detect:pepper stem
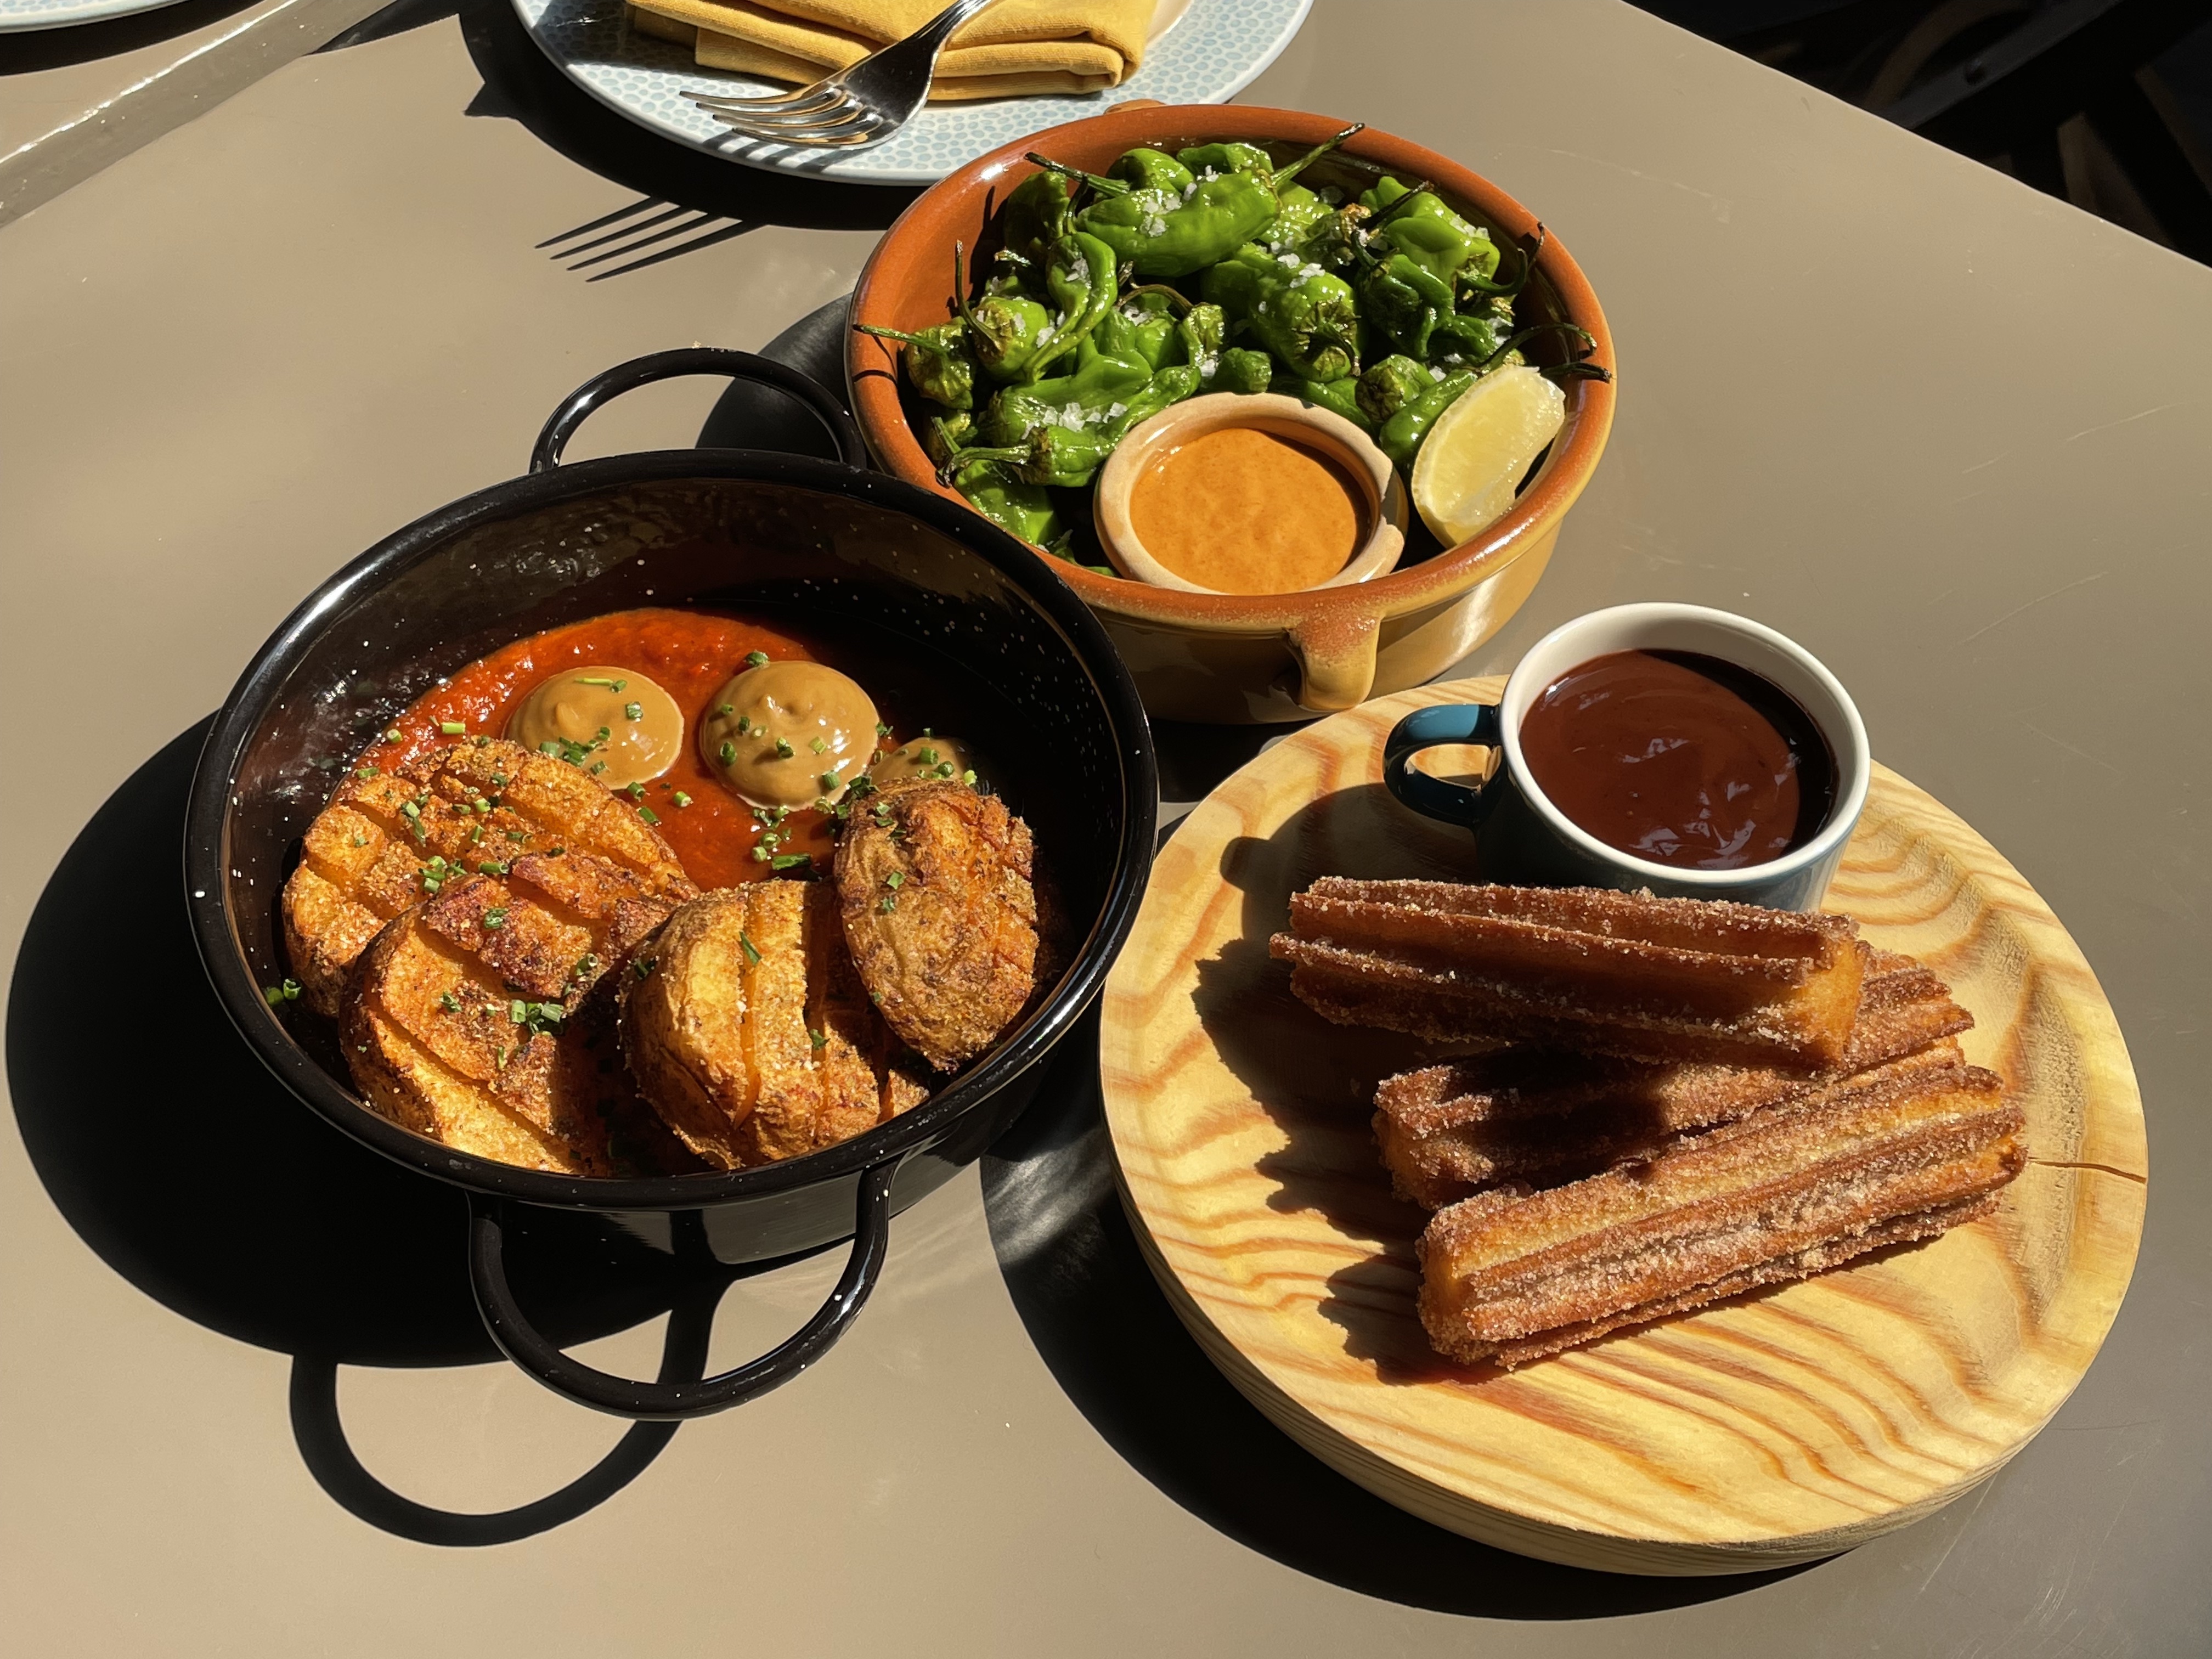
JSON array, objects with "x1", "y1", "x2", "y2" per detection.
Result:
[
  {"x1": 1462, "y1": 224, "x2": 1547, "y2": 298},
  {"x1": 1124, "y1": 283, "x2": 1194, "y2": 314},
  {"x1": 1024, "y1": 153, "x2": 1128, "y2": 196},
  {"x1": 951, "y1": 242, "x2": 980, "y2": 332},
  {"x1": 1475, "y1": 321, "x2": 1602, "y2": 377},
  {"x1": 1272, "y1": 123, "x2": 1366, "y2": 188},
  {"x1": 854, "y1": 323, "x2": 925, "y2": 346}
]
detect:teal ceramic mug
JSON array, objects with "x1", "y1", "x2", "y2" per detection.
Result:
[{"x1": 1385, "y1": 603, "x2": 1871, "y2": 912}]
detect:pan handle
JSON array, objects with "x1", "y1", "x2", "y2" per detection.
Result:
[
  {"x1": 529, "y1": 347, "x2": 866, "y2": 472},
  {"x1": 467, "y1": 1158, "x2": 900, "y2": 1421}
]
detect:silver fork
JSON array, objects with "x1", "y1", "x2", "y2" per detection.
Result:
[{"x1": 683, "y1": 0, "x2": 1005, "y2": 150}]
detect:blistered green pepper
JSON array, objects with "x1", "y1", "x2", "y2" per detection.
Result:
[
  {"x1": 1268, "y1": 183, "x2": 1333, "y2": 251},
  {"x1": 1177, "y1": 301, "x2": 1226, "y2": 370},
  {"x1": 960, "y1": 422, "x2": 1116, "y2": 489},
  {"x1": 1035, "y1": 125, "x2": 1361, "y2": 280},
  {"x1": 924, "y1": 411, "x2": 975, "y2": 467},
  {"x1": 1214, "y1": 347, "x2": 1274, "y2": 394},
  {"x1": 1101, "y1": 362, "x2": 1201, "y2": 443},
  {"x1": 1429, "y1": 310, "x2": 1506, "y2": 364},
  {"x1": 1377, "y1": 369, "x2": 1476, "y2": 468},
  {"x1": 1111, "y1": 147, "x2": 1194, "y2": 195},
  {"x1": 1356, "y1": 355, "x2": 1436, "y2": 424},
  {"x1": 1201, "y1": 244, "x2": 1361, "y2": 382},
  {"x1": 1177, "y1": 140, "x2": 1274, "y2": 177},
  {"x1": 853, "y1": 319, "x2": 977, "y2": 411},
  {"x1": 980, "y1": 335, "x2": 1152, "y2": 446},
  {"x1": 1001, "y1": 170, "x2": 1074, "y2": 270},
  {"x1": 1372, "y1": 186, "x2": 1500, "y2": 286},
  {"x1": 1269, "y1": 371, "x2": 1376, "y2": 432},
  {"x1": 1024, "y1": 228, "x2": 1120, "y2": 380},
  {"x1": 1095, "y1": 286, "x2": 1187, "y2": 371},
  {"x1": 953, "y1": 243, "x2": 1054, "y2": 383},
  {"x1": 945, "y1": 455, "x2": 1064, "y2": 545},
  {"x1": 1358, "y1": 176, "x2": 1414, "y2": 214}
]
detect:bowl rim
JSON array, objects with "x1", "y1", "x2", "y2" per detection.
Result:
[
  {"x1": 848, "y1": 102, "x2": 1616, "y2": 631},
  {"x1": 184, "y1": 449, "x2": 1158, "y2": 1212}
]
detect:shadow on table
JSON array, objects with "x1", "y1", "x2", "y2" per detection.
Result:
[
  {"x1": 0, "y1": 0, "x2": 259, "y2": 74},
  {"x1": 980, "y1": 1004, "x2": 1824, "y2": 1618},
  {"x1": 3, "y1": 722, "x2": 809, "y2": 1546},
  {"x1": 449, "y1": 0, "x2": 914, "y2": 276}
]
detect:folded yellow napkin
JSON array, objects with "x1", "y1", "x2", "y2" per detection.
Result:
[{"x1": 628, "y1": 0, "x2": 1157, "y2": 101}]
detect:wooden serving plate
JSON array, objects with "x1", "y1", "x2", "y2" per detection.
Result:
[{"x1": 1099, "y1": 678, "x2": 2147, "y2": 1576}]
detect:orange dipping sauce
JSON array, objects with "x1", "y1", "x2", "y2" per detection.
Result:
[{"x1": 1128, "y1": 426, "x2": 1366, "y2": 594}]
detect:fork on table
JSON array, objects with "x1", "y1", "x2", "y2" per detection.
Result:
[{"x1": 683, "y1": 0, "x2": 1006, "y2": 151}]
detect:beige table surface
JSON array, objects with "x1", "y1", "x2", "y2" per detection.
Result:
[{"x1": 2, "y1": 2, "x2": 2205, "y2": 1654}]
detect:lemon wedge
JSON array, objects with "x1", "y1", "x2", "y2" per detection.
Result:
[{"x1": 1409, "y1": 365, "x2": 1566, "y2": 548}]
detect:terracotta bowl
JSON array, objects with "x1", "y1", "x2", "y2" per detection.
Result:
[{"x1": 848, "y1": 104, "x2": 1616, "y2": 724}]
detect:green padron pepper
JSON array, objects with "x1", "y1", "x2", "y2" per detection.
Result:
[
  {"x1": 1268, "y1": 371, "x2": 1376, "y2": 432},
  {"x1": 1101, "y1": 362, "x2": 1201, "y2": 443},
  {"x1": 1094, "y1": 286, "x2": 1187, "y2": 372},
  {"x1": 1214, "y1": 347, "x2": 1274, "y2": 395},
  {"x1": 1201, "y1": 244, "x2": 1361, "y2": 382},
  {"x1": 1296, "y1": 202, "x2": 1370, "y2": 275},
  {"x1": 980, "y1": 335, "x2": 1152, "y2": 446},
  {"x1": 945, "y1": 455, "x2": 1064, "y2": 545},
  {"x1": 1377, "y1": 369, "x2": 1476, "y2": 469},
  {"x1": 1372, "y1": 185, "x2": 1501, "y2": 286},
  {"x1": 924, "y1": 411, "x2": 975, "y2": 467},
  {"x1": 1267, "y1": 183, "x2": 1334, "y2": 251},
  {"x1": 1023, "y1": 229, "x2": 1120, "y2": 381},
  {"x1": 1355, "y1": 355, "x2": 1436, "y2": 424},
  {"x1": 1036, "y1": 125, "x2": 1361, "y2": 280},
  {"x1": 961, "y1": 422, "x2": 1117, "y2": 489},
  {"x1": 1110, "y1": 147, "x2": 1194, "y2": 195},
  {"x1": 953, "y1": 244, "x2": 1054, "y2": 383},
  {"x1": 1176, "y1": 140, "x2": 1274, "y2": 177},
  {"x1": 853, "y1": 320, "x2": 977, "y2": 411},
  {"x1": 1359, "y1": 251, "x2": 1460, "y2": 359},
  {"x1": 1177, "y1": 301, "x2": 1226, "y2": 371},
  {"x1": 1428, "y1": 309, "x2": 1506, "y2": 364},
  {"x1": 1000, "y1": 170, "x2": 1074, "y2": 270},
  {"x1": 1358, "y1": 175, "x2": 1414, "y2": 214}
]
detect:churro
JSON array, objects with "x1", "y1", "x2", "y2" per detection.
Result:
[
  {"x1": 1416, "y1": 1060, "x2": 2024, "y2": 1368},
  {"x1": 1272, "y1": 878, "x2": 1867, "y2": 1069},
  {"x1": 1376, "y1": 951, "x2": 1973, "y2": 1205}
]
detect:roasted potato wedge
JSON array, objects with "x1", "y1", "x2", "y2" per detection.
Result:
[
  {"x1": 284, "y1": 737, "x2": 692, "y2": 1015},
  {"x1": 620, "y1": 883, "x2": 930, "y2": 1170},
  {"x1": 834, "y1": 781, "x2": 1037, "y2": 1072},
  {"x1": 341, "y1": 848, "x2": 687, "y2": 1175}
]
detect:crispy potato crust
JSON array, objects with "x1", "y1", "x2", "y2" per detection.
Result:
[
  {"x1": 834, "y1": 781, "x2": 1037, "y2": 1072},
  {"x1": 283, "y1": 738, "x2": 692, "y2": 1016},
  {"x1": 620, "y1": 883, "x2": 934, "y2": 1169}
]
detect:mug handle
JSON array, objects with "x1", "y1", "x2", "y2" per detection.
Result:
[
  {"x1": 467, "y1": 1156, "x2": 900, "y2": 1422},
  {"x1": 1384, "y1": 703, "x2": 1506, "y2": 828},
  {"x1": 530, "y1": 347, "x2": 867, "y2": 472}
]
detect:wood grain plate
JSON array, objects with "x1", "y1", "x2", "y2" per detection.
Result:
[{"x1": 1100, "y1": 677, "x2": 2147, "y2": 1575}]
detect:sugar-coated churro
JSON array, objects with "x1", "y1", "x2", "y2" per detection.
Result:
[
  {"x1": 1271, "y1": 878, "x2": 1866, "y2": 1069},
  {"x1": 1376, "y1": 951, "x2": 1973, "y2": 1205},
  {"x1": 1415, "y1": 1061, "x2": 2024, "y2": 1368}
]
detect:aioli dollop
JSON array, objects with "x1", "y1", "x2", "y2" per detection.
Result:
[
  {"x1": 870, "y1": 733, "x2": 981, "y2": 789},
  {"x1": 699, "y1": 659, "x2": 881, "y2": 809},
  {"x1": 507, "y1": 665, "x2": 683, "y2": 787}
]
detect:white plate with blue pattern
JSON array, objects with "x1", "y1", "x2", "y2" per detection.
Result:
[
  {"x1": 509, "y1": 0, "x2": 1313, "y2": 185},
  {"x1": 0, "y1": 0, "x2": 186, "y2": 31}
]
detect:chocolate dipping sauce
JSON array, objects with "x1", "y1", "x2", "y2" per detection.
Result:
[{"x1": 1519, "y1": 650, "x2": 1836, "y2": 871}]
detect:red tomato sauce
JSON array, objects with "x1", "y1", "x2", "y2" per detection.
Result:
[{"x1": 382, "y1": 607, "x2": 900, "y2": 890}]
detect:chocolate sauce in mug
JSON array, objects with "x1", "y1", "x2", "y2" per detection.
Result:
[{"x1": 1519, "y1": 650, "x2": 1836, "y2": 871}]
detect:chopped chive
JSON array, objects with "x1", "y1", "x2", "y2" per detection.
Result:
[
  {"x1": 638, "y1": 806, "x2": 661, "y2": 826},
  {"x1": 623, "y1": 702, "x2": 644, "y2": 721},
  {"x1": 751, "y1": 845, "x2": 772, "y2": 862},
  {"x1": 440, "y1": 721, "x2": 466, "y2": 736},
  {"x1": 810, "y1": 737, "x2": 828, "y2": 754},
  {"x1": 922, "y1": 727, "x2": 933, "y2": 738},
  {"x1": 808, "y1": 1028, "x2": 827, "y2": 1050},
  {"x1": 717, "y1": 703, "x2": 735, "y2": 716},
  {"x1": 490, "y1": 773, "x2": 509, "y2": 788},
  {"x1": 963, "y1": 769, "x2": 978, "y2": 786},
  {"x1": 744, "y1": 651, "x2": 769, "y2": 669},
  {"x1": 739, "y1": 932, "x2": 761, "y2": 966},
  {"x1": 482, "y1": 907, "x2": 508, "y2": 929},
  {"x1": 472, "y1": 798, "x2": 490, "y2": 814},
  {"x1": 878, "y1": 895, "x2": 898, "y2": 914},
  {"x1": 349, "y1": 833, "x2": 368, "y2": 849},
  {"x1": 477, "y1": 860, "x2": 508, "y2": 876},
  {"x1": 936, "y1": 763, "x2": 955, "y2": 778},
  {"x1": 772, "y1": 853, "x2": 812, "y2": 871},
  {"x1": 472, "y1": 734, "x2": 492, "y2": 748},
  {"x1": 876, "y1": 722, "x2": 891, "y2": 737},
  {"x1": 548, "y1": 846, "x2": 563, "y2": 857},
  {"x1": 439, "y1": 991, "x2": 461, "y2": 1014},
  {"x1": 818, "y1": 771, "x2": 842, "y2": 793},
  {"x1": 775, "y1": 739, "x2": 794, "y2": 759},
  {"x1": 884, "y1": 870, "x2": 905, "y2": 889},
  {"x1": 385, "y1": 728, "x2": 402, "y2": 743},
  {"x1": 356, "y1": 764, "x2": 379, "y2": 778},
  {"x1": 589, "y1": 760, "x2": 607, "y2": 775},
  {"x1": 470, "y1": 823, "x2": 484, "y2": 845},
  {"x1": 736, "y1": 714, "x2": 752, "y2": 735},
  {"x1": 399, "y1": 801, "x2": 420, "y2": 820},
  {"x1": 633, "y1": 956, "x2": 657, "y2": 981},
  {"x1": 673, "y1": 791, "x2": 692, "y2": 808},
  {"x1": 574, "y1": 676, "x2": 628, "y2": 691},
  {"x1": 918, "y1": 748, "x2": 939, "y2": 766},
  {"x1": 263, "y1": 979, "x2": 301, "y2": 1007},
  {"x1": 719, "y1": 740, "x2": 737, "y2": 766},
  {"x1": 505, "y1": 829, "x2": 528, "y2": 842},
  {"x1": 626, "y1": 781, "x2": 645, "y2": 800}
]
